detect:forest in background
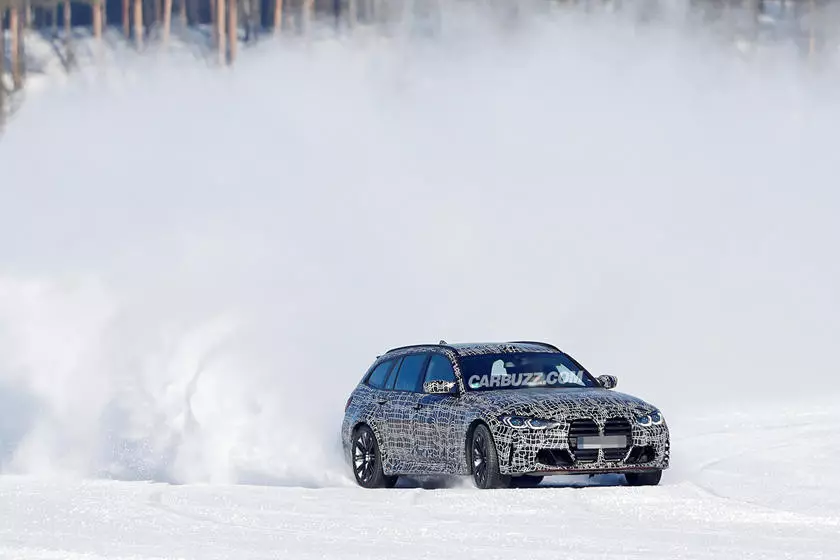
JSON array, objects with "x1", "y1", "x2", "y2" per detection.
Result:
[{"x1": 1, "y1": 0, "x2": 837, "y2": 130}]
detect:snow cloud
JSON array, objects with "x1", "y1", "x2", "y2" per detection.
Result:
[{"x1": 1, "y1": 4, "x2": 838, "y2": 484}]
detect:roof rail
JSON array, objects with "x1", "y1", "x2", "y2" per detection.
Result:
[
  {"x1": 507, "y1": 341, "x2": 561, "y2": 351},
  {"x1": 384, "y1": 343, "x2": 457, "y2": 355}
]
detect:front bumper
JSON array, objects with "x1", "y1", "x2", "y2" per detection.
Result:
[{"x1": 495, "y1": 421, "x2": 670, "y2": 475}]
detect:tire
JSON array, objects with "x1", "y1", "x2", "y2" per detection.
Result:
[
  {"x1": 625, "y1": 470, "x2": 662, "y2": 487},
  {"x1": 351, "y1": 425, "x2": 398, "y2": 489},
  {"x1": 470, "y1": 424, "x2": 511, "y2": 489},
  {"x1": 511, "y1": 475, "x2": 544, "y2": 488}
]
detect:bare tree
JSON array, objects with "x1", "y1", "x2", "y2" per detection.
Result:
[
  {"x1": 93, "y1": 0, "x2": 103, "y2": 39},
  {"x1": 163, "y1": 0, "x2": 172, "y2": 43},
  {"x1": 123, "y1": 0, "x2": 130, "y2": 37},
  {"x1": 244, "y1": 0, "x2": 258, "y2": 42},
  {"x1": 1, "y1": 9, "x2": 6, "y2": 99},
  {"x1": 216, "y1": 0, "x2": 225, "y2": 64},
  {"x1": 228, "y1": 0, "x2": 236, "y2": 62},
  {"x1": 134, "y1": 0, "x2": 143, "y2": 48},
  {"x1": 303, "y1": 0, "x2": 313, "y2": 32},
  {"x1": 346, "y1": 0, "x2": 357, "y2": 28},
  {"x1": 10, "y1": 4, "x2": 23, "y2": 90},
  {"x1": 63, "y1": 0, "x2": 70, "y2": 38},
  {"x1": 210, "y1": 0, "x2": 217, "y2": 45},
  {"x1": 273, "y1": 0, "x2": 282, "y2": 35}
]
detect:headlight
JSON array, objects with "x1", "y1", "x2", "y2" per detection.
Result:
[
  {"x1": 500, "y1": 416, "x2": 560, "y2": 430},
  {"x1": 636, "y1": 410, "x2": 664, "y2": 426}
]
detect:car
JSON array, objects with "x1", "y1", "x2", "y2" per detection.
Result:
[{"x1": 341, "y1": 341, "x2": 670, "y2": 489}]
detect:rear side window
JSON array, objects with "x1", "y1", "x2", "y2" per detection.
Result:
[
  {"x1": 385, "y1": 357, "x2": 404, "y2": 390},
  {"x1": 424, "y1": 354, "x2": 456, "y2": 384},
  {"x1": 366, "y1": 360, "x2": 395, "y2": 389},
  {"x1": 392, "y1": 354, "x2": 429, "y2": 392}
]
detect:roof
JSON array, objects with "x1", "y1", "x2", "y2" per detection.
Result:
[{"x1": 383, "y1": 341, "x2": 560, "y2": 357}]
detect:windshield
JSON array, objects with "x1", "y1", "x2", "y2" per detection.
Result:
[{"x1": 460, "y1": 352, "x2": 599, "y2": 391}]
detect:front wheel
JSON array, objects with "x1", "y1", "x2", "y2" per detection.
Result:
[
  {"x1": 470, "y1": 424, "x2": 510, "y2": 489},
  {"x1": 625, "y1": 470, "x2": 662, "y2": 486},
  {"x1": 352, "y1": 425, "x2": 398, "y2": 489}
]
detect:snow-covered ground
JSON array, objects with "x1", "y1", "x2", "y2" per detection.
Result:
[
  {"x1": 1, "y1": 401, "x2": 838, "y2": 559},
  {"x1": 2, "y1": 5, "x2": 840, "y2": 559}
]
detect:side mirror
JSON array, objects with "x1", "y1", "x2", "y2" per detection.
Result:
[
  {"x1": 423, "y1": 380, "x2": 457, "y2": 395},
  {"x1": 597, "y1": 375, "x2": 618, "y2": 390}
]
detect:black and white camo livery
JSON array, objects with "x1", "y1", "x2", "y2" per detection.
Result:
[{"x1": 342, "y1": 342, "x2": 670, "y2": 487}]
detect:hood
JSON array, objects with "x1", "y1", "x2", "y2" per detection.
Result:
[{"x1": 467, "y1": 387, "x2": 657, "y2": 419}]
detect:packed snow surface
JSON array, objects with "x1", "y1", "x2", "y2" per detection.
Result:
[
  {"x1": 1, "y1": 403, "x2": 839, "y2": 559},
  {"x1": 1, "y1": 4, "x2": 839, "y2": 558}
]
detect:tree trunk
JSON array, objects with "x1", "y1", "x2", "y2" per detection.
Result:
[
  {"x1": 134, "y1": 0, "x2": 144, "y2": 48},
  {"x1": 63, "y1": 1, "x2": 71, "y2": 38},
  {"x1": 163, "y1": 0, "x2": 172, "y2": 43},
  {"x1": 18, "y1": 4, "x2": 26, "y2": 81},
  {"x1": 10, "y1": 7, "x2": 23, "y2": 90},
  {"x1": 210, "y1": 0, "x2": 217, "y2": 45},
  {"x1": 155, "y1": 0, "x2": 162, "y2": 26},
  {"x1": 123, "y1": 0, "x2": 131, "y2": 37},
  {"x1": 0, "y1": 10, "x2": 6, "y2": 95},
  {"x1": 247, "y1": 0, "x2": 258, "y2": 42},
  {"x1": 346, "y1": 0, "x2": 356, "y2": 28},
  {"x1": 302, "y1": 0, "x2": 314, "y2": 33},
  {"x1": 179, "y1": 0, "x2": 187, "y2": 25},
  {"x1": 216, "y1": 0, "x2": 226, "y2": 64},
  {"x1": 273, "y1": 0, "x2": 282, "y2": 34},
  {"x1": 228, "y1": 0, "x2": 237, "y2": 63},
  {"x1": 0, "y1": 26, "x2": 5, "y2": 132},
  {"x1": 93, "y1": 0, "x2": 103, "y2": 39},
  {"x1": 52, "y1": 4, "x2": 59, "y2": 37}
]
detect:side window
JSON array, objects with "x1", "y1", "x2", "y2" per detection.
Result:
[
  {"x1": 366, "y1": 360, "x2": 395, "y2": 389},
  {"x1": 392, "y1": 353, "x2": 429, "y2": 392},
  {"x1": 385, "y1": 357, "x2": 404, "y2": 390},
  {"x1": 424, "y1": 354, "x2": 456, "y2": 384}
]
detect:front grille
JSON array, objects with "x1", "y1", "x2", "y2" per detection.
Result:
[
  {"x1": 602, "y1": 417, "x2": 632, "y2": 461},
  {"x1": 569, "y1": 419, "x2": 599, "y2": 463},
  {"x1": 569, "y1": 417, "x2": 632, "y2": 463}
]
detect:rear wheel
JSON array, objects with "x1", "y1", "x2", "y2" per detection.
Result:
[
  {"x1": 352, "y1": 425, "x2": 398, "y2": 489},
  {"x1": 470, "y1": 424, "x2": 511, "y2": 489},
  {"x1": 625, "y1": 470, "x2": 662, "y2": 486},
  {"x1": 511, "y1": 475, "x2": 544, "y2": 488}
]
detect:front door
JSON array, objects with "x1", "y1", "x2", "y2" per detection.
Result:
[{"x1": 413, "y1": 353, "x2": 461, "y2": 470}]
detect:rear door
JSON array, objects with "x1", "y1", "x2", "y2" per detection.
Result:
[
  {"x1": 359, "y1": 358, "x2": 399, "y2": 439},
  {"x1": 379, "y1": 352, "x2": 430, "y2": 466},
  {"x1": 413, "y1": 353, "x2": 462, "y2": 468}
]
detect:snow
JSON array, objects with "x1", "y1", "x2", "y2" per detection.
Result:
[
  {"x1": 1, "y1": 401, "x2": 838, "y2": 559},
  {"x1": 1, "y1": 4, "x2": 840, "y2": 558}
]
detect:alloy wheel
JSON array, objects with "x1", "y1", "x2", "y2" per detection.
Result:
[
  {"x1": 472, "y1": 431, "x2": 488, "y2": 487},
  {"x1": 353, "y1": 429, "x2": 377, "y2": 485}
]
